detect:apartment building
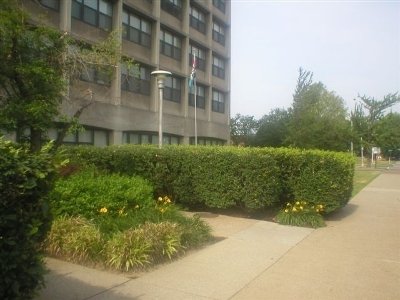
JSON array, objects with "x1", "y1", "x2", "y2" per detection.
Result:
[{"x1": 24, "y1": 0, "x2": 231, "y2": 146}]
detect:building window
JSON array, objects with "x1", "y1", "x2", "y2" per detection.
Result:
[
  {"x1": 39, "y1": 0, "x2": 59, "y2": 10},
  {"x1": 164, "y1": 76, "x2": 181, "y2": 103},
  {"x1": 189, "y1": 84, "x2": 205, "y2": 109},
  {"x1": 61, "y1": 126, "x2": 109, "y2": 146},
  {"x1": 212, "y1": 21, "x2": 225, "y2": 46},
  {"x1": 80, "y1": 65, "x2": 112, "y2": 86},
  {"x1": 213, "y1": 0, "x2": 225, "y2": 13},
  {"x1": 123, "y1": 131, "x2": 180, "y2": 145},
  {"x1": 122, "y1": 9, "x2": 151, "y2": 48},
  {"x1": 160, "y1": 29, "x2": 181, "y2": 60},
  {"x1": 121, "y1": 64, "x2": 151, "y2": 95},
  {"x1": 72, "y1": 0, "x2": 113, "y2": 31},
  {"x1": 190, "y1": 6, "x2": 206, "y2": 33},
  {"x1": 212, "y1": 90, "x2": 225, "y2": 113},
  {"x1": 189, "y1": 44, "x2": 206, "y2": 71},
  {"x1": 212, "y1": 55, "x2": 225, "y2": 79},
  {"x1": 161, "y1": 0, "x2": 182, "y2": 19},
  {"x1": 190, "y1": 137, "x2": 225, "y2": 145}
]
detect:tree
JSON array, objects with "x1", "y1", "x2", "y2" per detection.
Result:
[
  {"x1": 375, "y1": 112, "x2": 400, "y2": 158},
  {"x1": 351, "y1": 93, "x2": 400, "y2": 154},
  {"x1": 287, "y1": 69, "x2": 351, "y2": 151},
  {"x1": 293, "y1": 67, "x2": 313, "y2": 107},
  {"x1": 0, "y1": 0, "x2": 132, "y2": 152},
  {"x1": 230, "y1": 114, "x2": 260, "y2": 146},
  {"x1": 0, "y1": 0, "x2": 66, "y2": 152},
  {"x1": 254, "y1": 108, "x2": 290, "y2": 147}
]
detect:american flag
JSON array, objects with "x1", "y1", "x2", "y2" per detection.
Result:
[{"x1": 189, "y1": 53, "x2": 196, "y2": 88}]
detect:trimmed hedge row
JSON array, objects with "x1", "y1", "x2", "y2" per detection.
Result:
[{"x1": 60, "y1": 145, "x2": 355, "y2": 213}]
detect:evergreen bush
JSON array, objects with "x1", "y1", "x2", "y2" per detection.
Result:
[
  {"x1": 48, "y1": 168, "x2": 154, "y2": 219},
  {"x1": 0, "y1": 139, "x2": 56, "y2": 299}
]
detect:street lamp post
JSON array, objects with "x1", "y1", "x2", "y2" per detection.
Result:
[
  {"x1": 151, "y1": 70, "x2": 172, "y2": 149},
  {"x1": 360, "y1": 137, "x2": 364, "y2": 167}
]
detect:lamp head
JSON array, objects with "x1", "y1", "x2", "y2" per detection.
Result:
[{"x1": 151, "y1": 70, "x2": 172, "y2": 80}]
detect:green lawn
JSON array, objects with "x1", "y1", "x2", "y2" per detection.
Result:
[{"x1": 352, "y1": 169, "x2": 381, "y2": 197}]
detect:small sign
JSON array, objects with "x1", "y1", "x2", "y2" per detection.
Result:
[{"x1": 372, "y1": 147, "x2": 381, "y2": 154}]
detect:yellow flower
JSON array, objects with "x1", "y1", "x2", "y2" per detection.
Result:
[
  {"x1": 292, "y1": 207, "x2": 297, "y2": 212},
  {"x1": 299, "y1": 206, "x2": 303, "y2": 210},
  {"x1": 160, "y1": 208, "x2": 165, "y2": 213},
  {"x1": 286, "y1": 203, "x2": 291, "y2": 207},
  {"x1": 295, "y1": 201, "x2": 300, "y2": 205},
  {"x1": 158, "y1": 197, "x2": 163, "y2": 202},
  {"x1": 99, "y1": 207, "x2": 108, "y2": 213},
  {"x1": 316, "y1": 209, "x2": 320, "y2": 213},
  {"x1": 301, "y1": 201, "x2": 307, "y2": 205},
  {"x1": 284, "y1": 209, "x2": 289, "y2": 213},
  {"x1": 135, "y1": 204, "x2": 139, "y2": 209}
]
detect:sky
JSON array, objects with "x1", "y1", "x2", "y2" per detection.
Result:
[{"x1": 230, "y1": 0, "x2": 400, "y2": 119}]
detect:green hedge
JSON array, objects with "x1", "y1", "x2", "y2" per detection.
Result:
[
  {"x1": 60, "y1": 145, "x2": 354, "y2": 213},
  {"x1": 0, "y1": 139, "x2": 56, "y2": 299}
]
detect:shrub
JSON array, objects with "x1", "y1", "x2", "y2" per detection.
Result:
[
  {"x1": 274, "y1": 148, "x2": 355, "y2": 213},
  {"x1": 275, "y1": 201, "x2": 326, "y2": 228},
  {"x1": 48, "y1": 168, "x2": 154, "y2": 219},
  {"x1": 0, "y1": 139, "x2": 56, "y2": 299},
  {"x1": 44, "y1": 216, "x2": 103, "y2": 264}
]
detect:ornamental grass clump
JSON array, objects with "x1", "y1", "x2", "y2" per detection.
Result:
[
  {"x1": 275, "y1": 201, "x2": 326, "y2": 228},
  {"x1": 44, "y1": 216, "x2": 103, "y2": 264},
  {"x1": 105, "y1": 221, "x2": 185, "y2": 271},
  {"x1": 105, "y1": 228, "x2": 152, "y2": 271}
]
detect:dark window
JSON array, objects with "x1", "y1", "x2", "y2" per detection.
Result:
[
  {"x1": 61, "y1": 126, "x2": 109, "y2": 146},
  {"x1": 189, "y1": 84, "x2": 205, "y2": 109},
  {"x1": 190, "y1": 6, "x2": 206, "y2": 33},
  {"x1": 121, "y1": 64, "x2": 151, "y2": 95},
  {"x1": 213, "y1": 0, "x2": 226, "y2": 13},
  {"x1": 212, "y1": 21, "x2": 225, "y2": 46},
  {"x1": 72, "y1": 0, "x2": 113, "y2": 31},
  {"x1": 39, "y1": 0, "x2": 59, "y2": 10},
  {"x1": 212, "y1": 55, "x2": 225, "y2": 79},
  {"x1": 190, "y1": 137, "x2": 225, "y2": 145},
  {"x1": 122, "y1": 10, "x2": 151, "y2": 48},
  {"x1": 189, "y1": 44, "x2": 206, "y2": 71},
  {"x1": 212, "y1": 90, "x2": 225, "y2": 113},
  {"x1": 123, "y1": 131, "x2": 180, "y2": 145},
  {"x1": 160, "y1": 29, "x2": 181, "y2": 60},
  {"x1": 164, "y1": 76, "x2": 181, "y2": 103},
  {"x1": 161, "y1": 0, "x2": 182, "y2": 19}
]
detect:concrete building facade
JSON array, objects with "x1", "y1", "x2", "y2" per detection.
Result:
[{"x1": 25, "y1": 0, "x2": 231, "y2": 146}]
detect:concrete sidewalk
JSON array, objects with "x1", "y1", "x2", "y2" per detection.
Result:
[{"x1": 37, "y1": 173, "x2": 400, "y2": 300}]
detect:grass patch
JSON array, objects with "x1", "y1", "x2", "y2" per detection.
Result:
[{"x1": 352, "y1": 169, "x2": 381, "y2": 197}]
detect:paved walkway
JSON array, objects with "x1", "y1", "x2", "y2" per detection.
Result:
[{"x1": 37, "y1": 172, "x2": 400, "y2": 300}]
